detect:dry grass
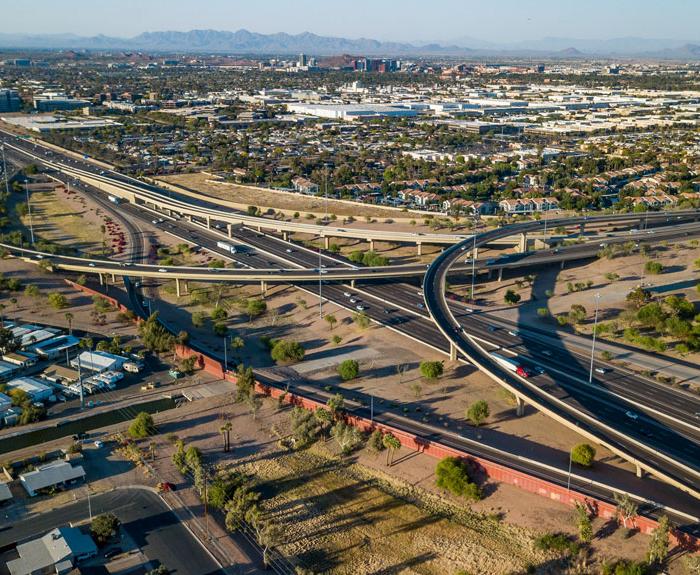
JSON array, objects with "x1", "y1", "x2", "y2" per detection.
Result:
[{"x1": 233, "y1": 444, "x2": 549, "y2": 575}]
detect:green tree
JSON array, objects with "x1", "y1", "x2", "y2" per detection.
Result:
[
  {"x1": 420, "y1": 360, "x2": 444, "y2": 380},
  {"x1": 504, "y1": 289, "x2": 521, "y2": 305},
  {"x1": 326, "y1": 393, "x2": 345, "y2": 418},
  {"x1": 646, "y1": 515, "x2": 670, "y2": 566},
  {"x1": 614, "y1": 492, "x2": 639, "y2": 529},
  {"x1": 244, "y1": 298, "x2": 267, "y2": 321},
  {"x1": 644, "y1": 261, "x2": 663, "y2": 275},
  {"x1": 435, "y1": 457, "x2": 481, "y2": 501},
  {"x1": 24, "y1": 284, "x2": 40, "y2": 298},
  {"x1": 47, "y1": 292, "x2": 69, "y2": 310},
  {"x1": 574, "y1": 501, "x2": 593, "y2": 543},
  {"x1": 90, "y1": 513, "x2": 120, "y2": 546},
  {"x1": 352, "y1": 311, "x2": 371, "y2": 329},
  {"x1": 0, "y1": 327, "x2": 20, "y2": 353},
  {"x1": 466, "y1": 400, "x2": 490, "y2": 426},
  {"x1": 324, "y1": 313, "x2": 338, "y2": 331},
  {"x1": 571, "y1": 443, "x2": 596, "y2": 467},
  {"x1": 128, "y1": 412, "x2": 155, "y2": 439},
  {"x1": 383, "y1": 433, "x2": 401, "y2": 466},
  {"x1": 138, "y1": 313, "x2": 175, "y2": 353},
  {"x1": 224, "y1": 486, "x2": 260, "y2": 531},
  {"x1": 331, "y1": 421, "x2": 363, "y2": 454},
  {"x1": 234, "y1": 364, "x2": 255, "y2": 403},
  {"x1": 337, "y1": 359, "x2": 359, "y2": 381},
  {"x1": 368, "y1": 429, "x2": 385, "y2": 453},
  {"x1": 270, "y1": 339, "x2": 305, "y2": 364}
]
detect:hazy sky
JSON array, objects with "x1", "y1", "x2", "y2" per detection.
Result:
[{"x1": 2, "y1": 0, "x2": 698, "y2": 42}]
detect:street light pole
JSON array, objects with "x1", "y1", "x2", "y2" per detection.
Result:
[
  {"x1": 566, "y1": 452, "x2": 573, "y2": 492},
  {"x1": 588, "y1": 292, "x2": 601, "y2": 384},
  {"x1": 223, "y1": 335, "x2": 228, "y2": 374},
  {"x1": 1, "y1": 145, "x2": 9, "y2": 197},
  {"x1": 24, "y1": 180, "x2": 35, "y2": 245},
  {"x1": 470, "y1": 215, "x2": 477, "y2": 302}
]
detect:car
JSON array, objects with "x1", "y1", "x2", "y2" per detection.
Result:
[
  {"x1": 417, "y1": 290, "x2": 424, "y2": 297},
  {"x1": 285, "y1": 248, "x2": 293, "y2": 253},
  {"x1": 94, "y1": 440, "x2": 104, "y2": 448},
  {"x1": 595, "y1": 367, "x2": 610, "y2": 375},
  {"x1": 516, "y1": 366, "x2": 531, "y2": 378},
  {"x1": 534, "y1": 366, "x2": 546, "y2": 375},
  {"x1": 383, "y1": 308, "x2": 394, "y2": 314},
  {"x1": 104, "y1": 548, "x2": 122, "y2": 559},
  {"x1": 464, "y1": 258, "x2": 472, "y2": 264},
  {"x1": 540, "y1": 349, "x2": 552, "y2": 357},
  {"x1": 417, "y1": 303, "x2": 425, "y2": 309},
  {"x1": 88, "y1": 262, "x2": 95, "y2": 267},
  {"x1": 158, "y1": 218, "x2": 165, "y2": 224},
  {"x1": 464, "y1": 307, "x2": 474, "y2": 313},
  {"x1": 355, "y1": 305, "x2": 366, "y2": 311},
  {"x1": 625, "y1": 410, "x2": 639, "y2": 420},
  {"x1": 486, "y1": 259, "x2": 496, "y2": 265},
  {"x1": 320, "y1": 269, "x2": 328, "y2": 274},
  {"x1": 343, "y1": 292, "x2": 352, "y2": 297},
  {"x1": 158, "y1": 268, "x2": 168, "y2": 273},
  {"x1": 349, "y1": 298, "x2": 358, "y2": 304},
  {"x1": 487, "y1": 325, "x2": 497, "y2": 332},
  {"x1": 599, "y1": 243, "x2": 607, "y2": 248},
  {"x1": 507, "y1": 330, "x2": 520, "y2": 337},
  {"x1": 152, "y1": 219, "x2": 158, "y2": 224}
]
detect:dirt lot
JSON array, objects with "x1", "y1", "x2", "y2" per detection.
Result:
[{"x1": 146, "y1": 397, "x2": 668, "y2": 575}]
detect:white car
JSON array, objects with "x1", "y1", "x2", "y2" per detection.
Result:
[
  {"x1": 349, "y1": 298, "x2": 358, "y2": 304},
  {"x1": 625, "y1": 410, "x2": 639, "y2": 420},
  {"x1": 158, "y1": 268, "x2": 168, "y2": 273},
  {"x1": 507, "y1": 330, "x2": 519, "y2": 337},
  {"x1": 343, "y1": 292, "x2": 352, "y2": 297},
  {"x1": 355, "y1": 305, "x2": 366, "y2": 311},
  {"x1": 94, "y1": 440, "x2": 104, "y2": 448}
]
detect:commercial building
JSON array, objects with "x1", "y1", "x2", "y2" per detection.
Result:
[
  {"x1": 0, "y1": 89, "x2": 21, "y2": 113},
  {"x1": 19, "y1": 461, "x2": 86, "y2": 497},
  {"x1": 31, "y1": 334, "x2": 80, "y2": 360},
  {"x1": 71, "y1": 350, "x2": 127, "y2": 373},
  {"x1": 7, "y1": 526, "x2": 97, "y2": 575},
  {"x1": 287, "y1": 103, "x2": 418, "y2": 121},
  {"x1": 1, "y1": 114, "x2": 122, "y2": 133},
  {"x1": 33, "y1": 92, "x2": 91, "y2": 112},
  {"x1": 5, "y1": 376, "x2": 54, "y2": 402}
]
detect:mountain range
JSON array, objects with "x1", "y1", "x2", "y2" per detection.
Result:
[{"x1": 0, "y1": 29, "x2": 698, "y2": 59}]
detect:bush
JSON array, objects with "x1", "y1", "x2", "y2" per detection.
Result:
[
  {"x1": 128, "y1": 412, "x2": 155, "y2": 439},
  {"x1": 352, "y1": 311, "x2": 371, "y2": 329},
  {"x1": 504, "y1": 289, "x2": 521, "y2": 305},
  {"x1": 419, "y1": 360, "x2": 444, "y2": 379},
  {"x1": 571, "y1": 443, "x2": 596, "y2": 467},
  {"x1": 644, "y1": 261, "x2": 663, "y2": 275},
  {"x1": 435, "y1": 457, "x2": 481, "y2": 500},
  {"x1": 337, "y1": 359, "x2": 359, "y2": 381},
  {"x1": 534, "y1": 533, "x2": 580, "y2": 555},
  {"x1": 270, "y1": 339, "x2": 305, "y2": 364},
  {"x1": 48, "y1": 293, "x2": 69, "y2": 309},
  {"x1": 466, "y1": 400, "x2": 490, "y2": 426}
]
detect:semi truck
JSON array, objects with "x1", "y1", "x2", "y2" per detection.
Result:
[
  {"x1": 490, "y1": 352, "x2": 531, "y2": 378},
  {"x1": 216, "y1": 241, "x2": 237, "y2": 254}
]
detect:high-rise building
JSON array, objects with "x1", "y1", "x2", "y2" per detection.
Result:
[
  {"x1": 0, "y1": 89, "x2": 22, "y2": 113},
  {"x1": 298, "y1": 53, "x2": 308, "y2": 67}
]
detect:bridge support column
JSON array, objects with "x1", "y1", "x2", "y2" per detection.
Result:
[
  {"x1": 515, "y1": 396, "x2": 525, "y2": 417},
  {"x1": 449, "y1": 342, "x2": 457, "y2": 361},
  {"x1": 417, "y1": 242, "x2": 423, "y2": 256},
  {"x1": 471, "y1": 246, "x2": 479, "y2": 260},
  {"x1": 324, "y1": 236, "x2": 330, "y2": 250},
  {"x1": 98, "y1": 273, "x2": 104, "y2": 286},
  {"x1": 497, "y1": 268, "x2": 503, "y2": 282},
  {"x1": 368, "y1": 239, "x2": 375, "y2": 251},
  {"x1": 487, "y1": 268, "x2": 493, "y2": 280},
  {"x1": 350, "y1": 279, "x2": 356, "y2": 288},
  {"x1": 635, "y1": 464, "x2": 645, "y2": 479},
  {"x1": 227, "y1": 224, "x2": 233, "y2": 239},
  {"x1": 188, "y1": 215, "x2": 193, "y2": 223},
  {"x1": 283, "y1": 231, "x2": 289, "y2": 241},
  {"x1": 560, "y1": 260, "x2": 566, "y2": 270},
  {"x1": 111, "y1": 273, "x2": 116, "y2": 283},
  {"x1": 257, "y1": 225, "x2": 263, "y2": 233},
  {"x1": 205, "y1": 215, "x2": 211, "y2": 229},
  {"x1": 518, "y1": 232, "x2": 528, "y2": 253},
  {"x1": 260, "y1": 281, "x2": 267, "y2": 298}
]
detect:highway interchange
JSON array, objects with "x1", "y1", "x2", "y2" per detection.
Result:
[{"x1": 2, "y1": 130, "x2": 700, "y2": 525}]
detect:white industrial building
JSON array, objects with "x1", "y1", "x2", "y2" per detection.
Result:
[
  {"x1": 5, "y1": 376, "x2": 53, "y2": 402},
  {"x1": 286, "y1": 103, "x2": 419, "y2": 121},
  {"x1": 70, "y1": 350, "x2": 127, "y2": 373}
]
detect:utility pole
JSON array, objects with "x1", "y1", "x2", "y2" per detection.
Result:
[
  {"x1": 86, "y1": 482, "x2": 92, "y2": 521},
  {"x1": 588, "y1": 292, "x2": 601, "y2": 384},
  {"x1": 203, "y1": 470, "x2": 210, "y2": 540},
  {"x1": 223, "y1": 335, "x2": 228, "y2": 374},
  {"x1": 470, "y1": 214, "x2": 478, "y2": 302},
  {"x1": 370, "y1": 395, "x2": 374, "y2": 423},
  {"x1": 77, "y1": 354, "x2": 85, "y2": 409},
  {"x1": 566, "y1": 452, "x2": 573, "y2": 493}
]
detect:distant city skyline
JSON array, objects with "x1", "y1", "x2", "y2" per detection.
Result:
[{"x1": 2, "y1": 0, "x2": 698, "y2": 45}]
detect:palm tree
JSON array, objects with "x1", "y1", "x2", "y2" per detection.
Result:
[
  {"x1": 383, "y1": 433, "x2": 401, "y2": 467},
  {"x1": 64, "y1": 312, "x2": 74, "y2": 335},
  {"x1": 220, "y1": 422, "x2": 233, "y2": 452}
]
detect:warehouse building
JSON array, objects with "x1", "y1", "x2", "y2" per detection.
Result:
[
  {"x1": 5, "y1": 376, "x2": 54, "y2": 402},
  {"x1": 71, "y1": 350, "x2": 127, "y2": 373}
]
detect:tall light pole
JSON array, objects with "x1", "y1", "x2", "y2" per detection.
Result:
[
  {"x1": 588, "y1": 292, "x2": 601, "y2": 384},
  {"x1": 223, "y1": 334, "x2": 228, "y2": 374},
  {"x1": 24, "y1": 180, "x2": 35, "y2": 245},
  {"x1": 1, "y1": 144, "x2": 9, "y2": 197},
  {"x1": 470, "y1": 214, "x2": 478, "y2": 302}
]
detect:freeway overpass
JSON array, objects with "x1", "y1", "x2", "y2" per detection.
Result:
[{"x1": 424, "y1": 213, "x2": 700, "y2": 500}]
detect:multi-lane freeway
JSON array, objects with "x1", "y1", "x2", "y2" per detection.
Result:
[{"x1": 4, "y1": 130, "x2": 700, "y2": 515}]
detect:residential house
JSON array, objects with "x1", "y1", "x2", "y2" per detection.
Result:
[
  {"x1": 19, "y1": 461, "x2": 86, "y2": 497},
  {"x1": 291, "y1": 176, "x2": 319, "y2": 195},
  {"x1": 7, "y1": 526, "x2": 97, "y2": 575}
]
